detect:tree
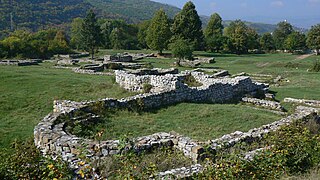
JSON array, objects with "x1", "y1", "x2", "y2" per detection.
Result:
[
  {"x1": 80, "y1": 10, "x2": 100, "y2": 59},
  {"x1": 204, "y1": 13, "x2": 224, "y2": 52},
  {"x1": 169, "y1": 38, "x2": 193, "y2": 66},
  {"x1": 137, "y1": 20, "x2": 151, "y2": 49},
  {"x1": 110, "y1": 27, "x2": 126, "y2": 50},
  {"x1": 307, "y1": 24, "x2": 320, "y2": 55},
  {"x1": 273, "y1": 21, "x2": 293, "y2": 50},
  {"x1": 70, "y1": 18, "x2": 84, "y2": 50},
  {"x1": 171, "y1": 1, "x2": 204, "y2": 50},
  {"x1": 146, "y1": 9, "x2": 171, "y2": 54},
  {"x1": 224, "y1": 20, "x2": 258, "y2": 54},
  {"x1": 284, "y1": 31, "x2": 306, "y2": 53},
  {"x1": 100, "y1": 19, "x2": 139, "y2": 50},
  {"x1": 48, "y1": 30, "x2": 70, "y2": 55},
  {"x1": 260, "y1": 33, "x2": 275, "y2": 52}
]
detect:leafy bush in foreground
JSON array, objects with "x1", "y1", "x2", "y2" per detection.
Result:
[
  {"x1": 0, "y1": 139, "x2": 73, "y2": 180},
  {"x1": 196, "y1": 120, "x2": 320, "y2": 179}
]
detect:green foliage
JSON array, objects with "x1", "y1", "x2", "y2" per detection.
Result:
[
  {"x1": 273, "y1": 21, "x2": 294, "y2": 50},
  {"x1": 80, "y1": 9, "x2": 101, "y2": 59},
  {"x1": 260, "y1": 33, "x2": 275, "y2": 52},
  {"x1": 0, "y1": 0, "x2": 92, "y2": 32},
  {"x1": 137, "y1": 20, "x2": 151, "y2": 49},
  {"x1": 284, "y1": 31, "x2": 306, "y2": 53},
  {"x1": 182, "y1": 74, "x2": 203, "y2": 87},
  {"x1": 0, "y1": 29, "x2": 71, "y2": 59},
  {"x1": 0, "y1": 0, "x2": 180, "y2": 32},
  {"x1": 94, "y1": 147, "x2": 193, "y2": 179},
  {"x1": 100, "y1": 19, "x2": 139, "y2": 50},
  {"x1": 110, "y1": 27, "x2": 126, "y2": 50},
  {"x1": 70, "y1": 18, "x2": 84, "y2": 50},
  {"x1": 307, "y1": 24, "x2": 320, "y2": 55},
  {"x1": 204, "y1": 13, "x2": 224, "y2": 52},
  {"x1": 197, "y1": 120, "x2": 320, "y2": 179},
  {"x1": 169, "y1": 38, "x2": 193, "y2": 65},
  {"x1": 0, "y1": 139, "x2": 73, "y2": 179},
  {"x1": 224, "y1": 20, "x2": 259, "y2": 54},
  {"x1": 146, "y1": 9, "x2": 171, "y2": 54},
  {"x1": 311, "y1": 60, "x2": 320, "y2": 72},
  {"x1": 143, "y1": 83, "x2": 153, "y2": 93},
  {"x1": 86, "y1": 0, "x2": 180, "y2": 24},
  {"x1": 171, "y1": 1, "x2": 204, "y2": 50}
]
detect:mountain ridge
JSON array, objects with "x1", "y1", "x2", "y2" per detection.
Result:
[{"x1": 0, "y1": 0, "x2": 306, "y2": 34}]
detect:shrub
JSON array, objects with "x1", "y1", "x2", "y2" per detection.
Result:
[
  {"x1": 142, "y1": 83, "x2": 153, "y2": 93},
  {"x1": 182, "y1": 74, "x2": 203, "y2": 87},
  {"x1": 0, "y1": 139, "x2": 73, "y2": 179},
  {"x1": 311, "y1": 60, "x2": 320, "y2": 72},
  {"x1": 197, "y1": 119, "x2": 320, "y2": 179}
]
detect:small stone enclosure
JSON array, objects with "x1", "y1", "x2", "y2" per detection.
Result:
[{"x1": 33, "y1": 68, "x2": 320, "y2": 178}]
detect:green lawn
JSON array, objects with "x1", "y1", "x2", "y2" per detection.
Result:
[
  {"x1": 0, "y1": 63, "x2": 135, "y2": 148},
  {"x1": 1, "y1": 52, "x2": 320, "y2": 148},
  {"x1": 73, "y1": 103, "x2": 281, "y2": 141}
]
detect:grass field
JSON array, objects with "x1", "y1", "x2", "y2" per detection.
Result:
[
  {"x1": 1, "y1": 52, "x2": 320, "y2": 149},
  {"x1": 0, "y1": 63, "x2": 136, "y2": 148},
  {"x1": 72, "y1": 103, "x2": 281, "y2": 141}
]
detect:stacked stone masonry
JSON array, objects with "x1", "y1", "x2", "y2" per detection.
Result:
[
  {"x1": 34, "y1": 69, "x2": 319, "y2": 179},
  {"x1": 0, "y1": 59, "x2": 42, "y2": 66}
]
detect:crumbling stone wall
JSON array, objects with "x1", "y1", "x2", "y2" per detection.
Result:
[{"x1": 0, "y1": 59, "x2": 42, "y2": 66}]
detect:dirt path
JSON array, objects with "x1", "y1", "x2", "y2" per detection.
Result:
[{"x1": 295, "y1": 54, "x2": 313, "y2": 60}]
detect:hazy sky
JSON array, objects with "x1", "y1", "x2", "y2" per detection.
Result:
[{"x1": 153, "y1": 0, "x2": 320, "y2": 28}]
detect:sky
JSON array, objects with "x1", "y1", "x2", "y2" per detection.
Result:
[{"x1": 153, "y1": 0, "x2": 320, "y2": 28}]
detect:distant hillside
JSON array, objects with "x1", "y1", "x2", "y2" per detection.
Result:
[
  {"x1": 0, "y1": 0, "x2": 180, "y2": 32},
  {"x1": 201, "y1": 16, "x2": 307, "y2": 34},
  {"x1": 86, "y1": 0, "x2": 180, "y2": 23},
  {"x1": 0, "y1": 0, "x2": 92, "y2": 31},
  {"x1": 0, "y1": 0, "x2": 306, "y2": 34}
]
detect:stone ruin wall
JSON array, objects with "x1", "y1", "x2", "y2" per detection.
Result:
[
  {"x1": 0, "y1": 59, "x2": 42, "y2": 66},
  {"x1": 115, "y1": 69, "x2": 266, "y2": 94},
  {"x1": 35, "y1": 70, "x2": 320, "y2": 179},
  {"x1": 34, "y1": 73, "x2": 266, "y2": 176}
]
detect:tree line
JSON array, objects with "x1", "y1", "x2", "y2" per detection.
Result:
[
  {"x1": 1, "y1": 1, "x2": 320, "y2": 59},
  {"x1": 76, "y1": 1, "x2": 320, "y2": 59}
]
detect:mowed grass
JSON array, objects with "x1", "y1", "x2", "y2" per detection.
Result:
[
  {"x1": 94, "y1": 103, "x2": 281, "y2": 141},
  {"x1": 138, "y1": 52, "x2": 320, "y2": 101},
  {"x1": 1, "y1": 52, "x2": 320, "y2": 148},
  {"x1": 0, "y1": 63, "x2": 136, "y2": 148}
]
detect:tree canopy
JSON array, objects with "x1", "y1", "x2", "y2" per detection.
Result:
[
  {"x1": 146, "y1": 9, "x2": 171, "y2": 54},
  {"x1": 273, "y1": 21, "x2": 293, "y2": 50},
  {"x1": 204, "y1": 13, "x2": 224, "y2": 52},
  {"x1": 171, "y1": 1, "x2": 204, "y2": 50},
  {"x1": 307, "y1": 24, "x2": 320, "y2": 55},
  {"x1": 224, "y1": 20, "x2": 258, "y2": 54},
  {"x1": 80, "y1": 9, "x2": 101, "y2": 59}
]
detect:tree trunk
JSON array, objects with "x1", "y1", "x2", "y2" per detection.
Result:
[
  {"x1": 316, "y1": 49, "x2": 319, "y2": 56},
  {"x1": 91, "y1": 47, "x2": 94, "y2": 60}
]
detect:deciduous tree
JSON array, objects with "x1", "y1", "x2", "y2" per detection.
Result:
[
  {"x1": 273, "y1": 21, "x2": 293, "y2": 50},
  {"x1": 260, "y1": 33, "x2": 275, "y2": 52},
  {"x1": 169, "y1": 38, "x2": 193, "y2": 66},
  {"x1": 284, "y1": 31, "x2": 306, "y2": 53},
  {"x1": 307, "y1": 24, "x2": 320, "y2": 55}
]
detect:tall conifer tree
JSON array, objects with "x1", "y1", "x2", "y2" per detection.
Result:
[
  {"x1": 80, "y1": 9, "x2": 100, "y2": 59},
  {"x1": 146, "y1": 9, "x2": 171, "y2": 54},
  {"x1": 171, "y1": 1, "x2": 204, "y2": 50}
]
